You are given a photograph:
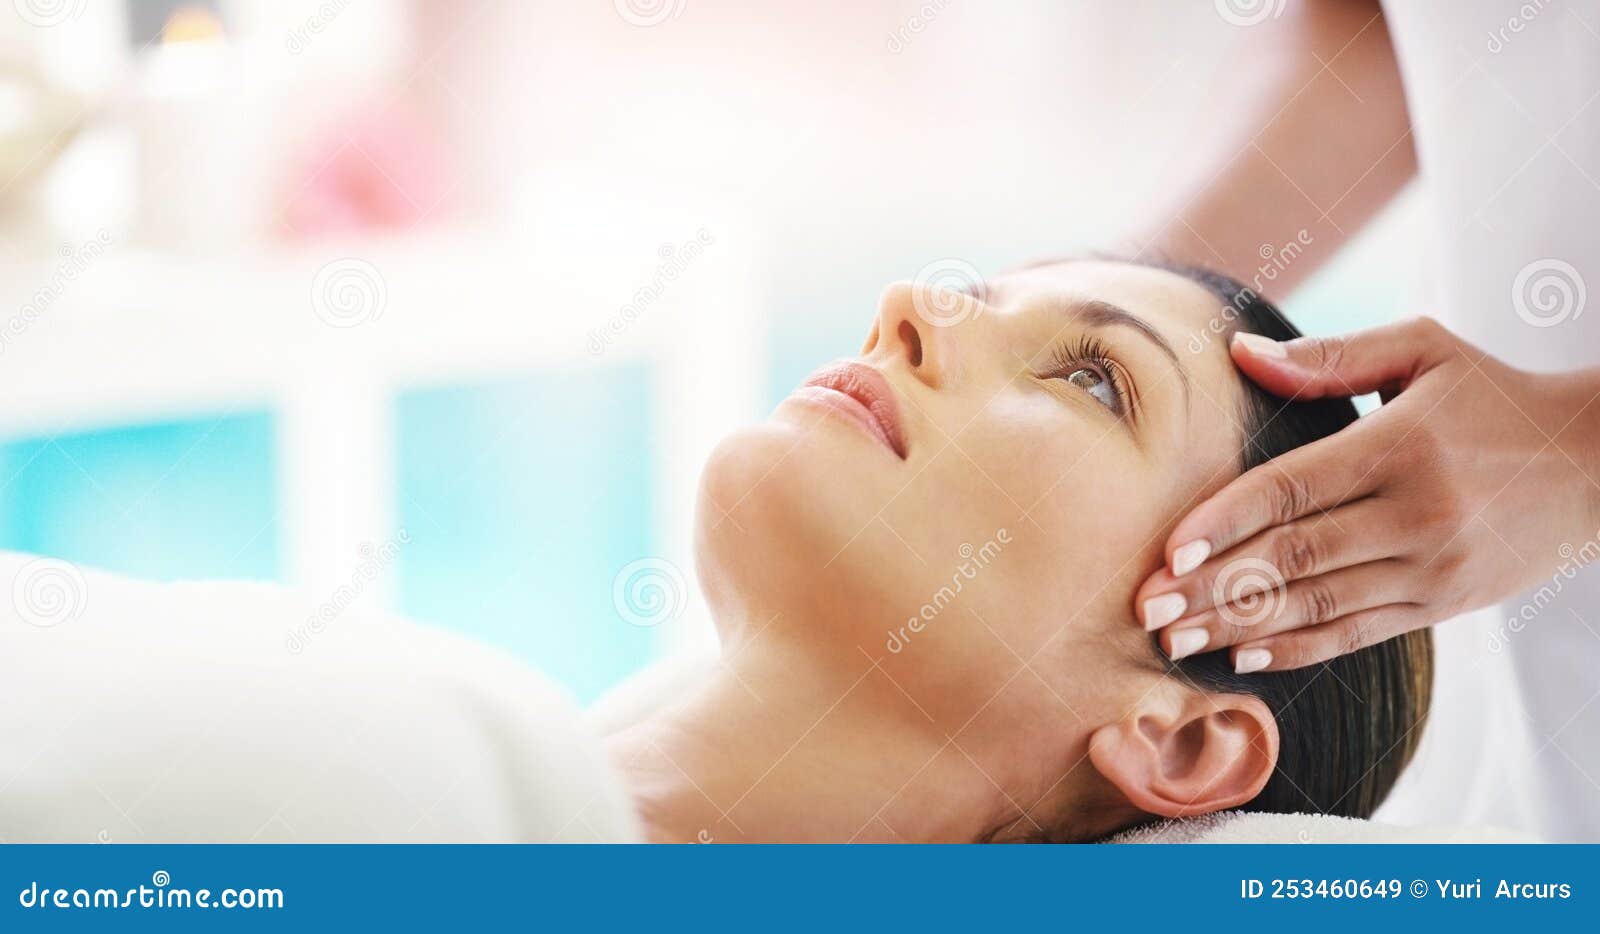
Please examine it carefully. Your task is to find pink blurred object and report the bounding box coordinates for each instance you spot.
[282,104,451,237]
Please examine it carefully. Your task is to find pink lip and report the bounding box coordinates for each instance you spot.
[793,361,908,459]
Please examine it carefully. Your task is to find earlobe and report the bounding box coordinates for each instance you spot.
[1089,693,1278,819]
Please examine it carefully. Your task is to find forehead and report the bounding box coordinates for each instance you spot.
[993,259,1224,331]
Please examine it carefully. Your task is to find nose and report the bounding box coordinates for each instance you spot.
[866,281,980,388]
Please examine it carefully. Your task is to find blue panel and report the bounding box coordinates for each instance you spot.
[395,365,658,703]
[0,413,280,582]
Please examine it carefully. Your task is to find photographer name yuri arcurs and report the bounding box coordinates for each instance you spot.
[1434,878,1571,900]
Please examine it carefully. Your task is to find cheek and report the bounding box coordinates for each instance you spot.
[1015,445,1171,622]
[875,413,1042,588]
[877,412,1159,653]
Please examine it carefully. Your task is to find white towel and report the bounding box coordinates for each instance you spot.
[0,552,640,843]
[1108,810,1535,844]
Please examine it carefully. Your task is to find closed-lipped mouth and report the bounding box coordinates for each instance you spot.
[795,361,908,459]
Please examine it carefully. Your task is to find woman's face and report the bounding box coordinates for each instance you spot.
[697,259,1250,753]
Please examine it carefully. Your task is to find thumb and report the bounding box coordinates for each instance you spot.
[1229,316,1454,400]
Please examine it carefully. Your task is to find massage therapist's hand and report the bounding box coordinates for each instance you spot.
[1135,316,1600,672]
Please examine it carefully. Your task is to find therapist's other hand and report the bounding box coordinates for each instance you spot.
[1136,316,1600,672]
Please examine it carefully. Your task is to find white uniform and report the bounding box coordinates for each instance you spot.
[1375,0,1600,841]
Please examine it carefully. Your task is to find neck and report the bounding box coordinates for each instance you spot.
[606,635,1007,843]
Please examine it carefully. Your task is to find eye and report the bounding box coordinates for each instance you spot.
[1046,336,1128,416]
[1066,366,1119,409]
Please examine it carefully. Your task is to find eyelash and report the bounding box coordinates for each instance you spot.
[1047,335,1130,415]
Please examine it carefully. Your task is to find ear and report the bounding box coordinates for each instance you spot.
[1087,691,1278,818]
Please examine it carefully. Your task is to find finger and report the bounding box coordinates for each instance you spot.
[1158,560,1411,660]
[1230,316,1455,401]
[1144,494,1396,630]
[1229,604,1426,672]
[1157,415,1395,578]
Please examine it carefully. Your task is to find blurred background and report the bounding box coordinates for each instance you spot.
[0,0,1416,703]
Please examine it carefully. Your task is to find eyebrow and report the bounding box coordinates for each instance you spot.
[1063,299,1193,406]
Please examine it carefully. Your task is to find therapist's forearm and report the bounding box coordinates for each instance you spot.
[1135,0,1415,294]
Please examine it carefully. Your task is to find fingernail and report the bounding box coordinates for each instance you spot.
[1167,629,1209,661]
[1233,332,1287,359]
[1171,540,1211,577]
[1234,648,1273,674]
[1142,593,1187,631]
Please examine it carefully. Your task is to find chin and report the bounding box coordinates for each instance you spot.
[693,419,910,648]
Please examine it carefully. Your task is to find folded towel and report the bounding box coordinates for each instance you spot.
[1108,810,1535,844]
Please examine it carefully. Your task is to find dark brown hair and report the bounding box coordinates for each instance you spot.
[1160,260,1433,819]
